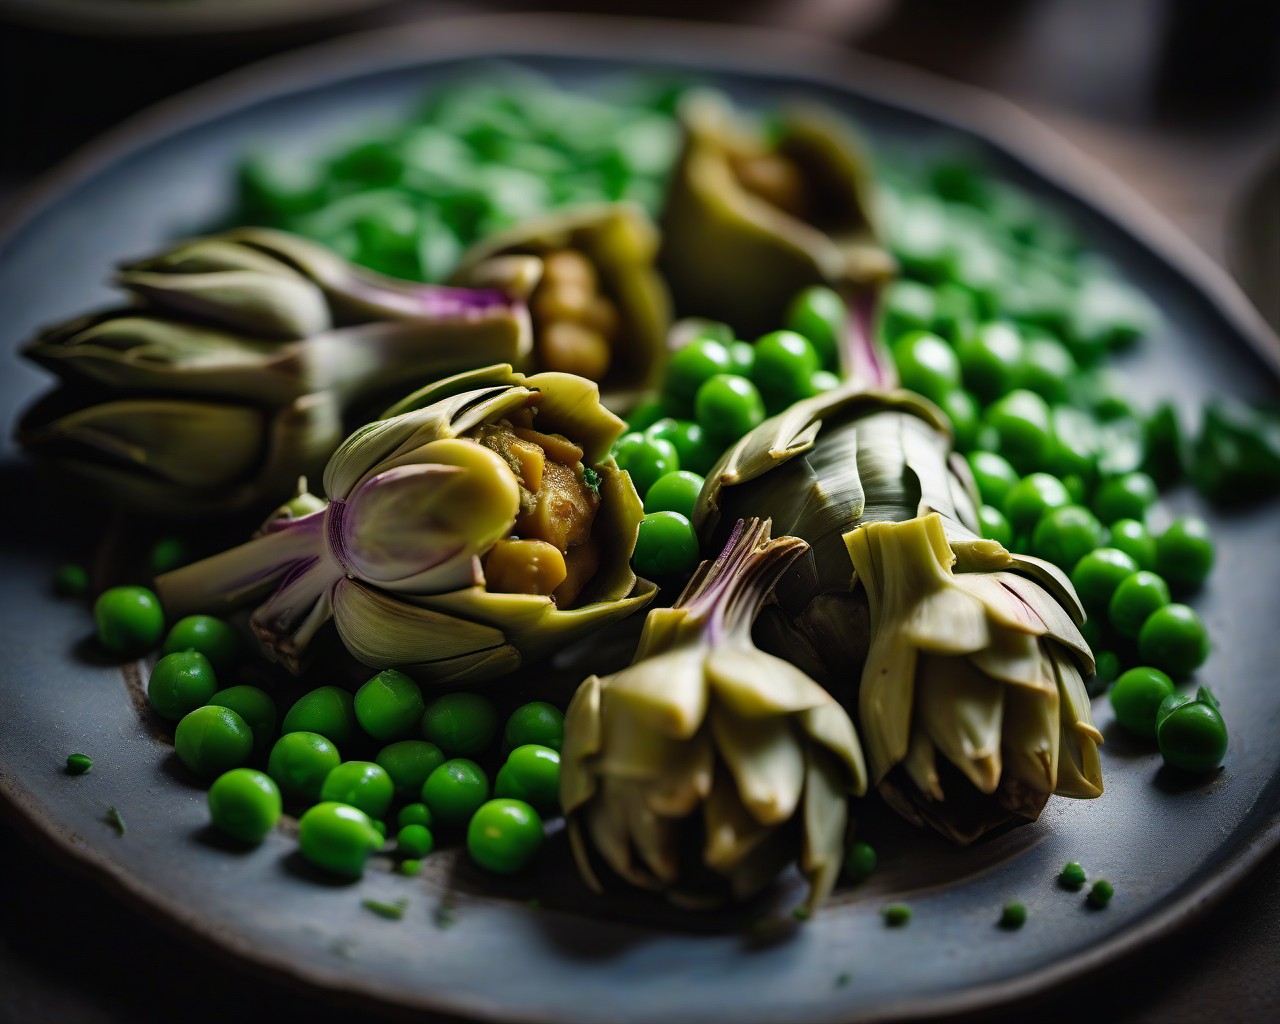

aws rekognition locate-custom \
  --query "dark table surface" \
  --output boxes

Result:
[2,2,1278,1022]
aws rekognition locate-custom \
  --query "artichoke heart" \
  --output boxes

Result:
[562,518,866,912]
[156,364,655,684]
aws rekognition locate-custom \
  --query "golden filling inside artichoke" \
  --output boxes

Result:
[727,134,865,241]
[529,249,622,383]
[470,414,602,607]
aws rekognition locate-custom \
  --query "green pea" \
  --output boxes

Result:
[397,803,432,829]
[1156,687,1227,773]
[354,668,425,741]
[1108,571,1171,639]
[891,331,962,406]
[494,744,561,813]
[207,685,276,754]
[147,651,218,722]
[695,374,765,444]
[1071,548,1140,613]
[891,196,951,281]
[957,322,1024,402]
[810,370,842,395]
[397,823,435,858]
[613,432,679,497]
[1049,406,1101,484]
[663,337,733,413]
[281,686,358,747]
[644,470,705,520]
[208,768,281,844]
[1109,518,1158,571]
[785,286,845,370]
[930,282,978,344]
[65,753,93,775]
[421,692,498,757]
[162,615,241,676]
[1138,604,1209,676]
[54,564,88,598]
[267,731,341,805]
[632,511,701,577]
[1003,472,1071,538]
[1090,651,1122,697]
[1059,862,1087,889]
[504,701,565,752]
[623,398,665,434]
[149,537,188,576]
[1086,880,1115,909]
[421,758,490,830]
[1155,517,1214,594]
[881,280,937,343]
[376,740,446,799]
[94,585,165,658]
[729,341,756,378]
[940,389,980,452]
[1018,336,1077,404]
[400,859,423,877]
[646,419,719,476]
[1142,402,1184,487]
[1093,472,1157,525]
[985,389,1055,474]
[881,903,912,927]
[843,840,876,882]
[1031,504,1106,571]
[466,798,544,874]
[978,505,1013,547]
[999,902,1027,930]
[751,330,821,411]
[1109,667,1175,736]
[297,802,382,879]
[320,761,394,820]
[968,451,1020,509]
[174,705,253,781]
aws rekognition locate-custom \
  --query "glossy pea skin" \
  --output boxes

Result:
[752,330,821,411]
[613,432,679,498]
[1018,336,1077,404]
[174,705,253,781]
[397,802,432,829]
[1031,504,1106,571]
[376,740,445,799]
[1087,880,1115,909]
[882,904,912,927]
[843,840,877,882]
[729,341,756,378]
[1109,667,1175,737]
[65,753,93,775]
[891,331,962,406]
[1049,406,1101,484]
[94,585,165,658]
[421,692,498,757]
[623,399,665,434]
[881,279,937,343]
[1071,548,1140,613]
[1157,691,1227,773]
[161,615,241,676]
[956,322,1024,402]
[1155,517,1215,594]
[208,768,281,844]
[267,731,341,805]
[663,337,733,413]
[504,701,564,752]
[985,389,1055,475]
[1109,519,1158,571]
[494,744,561,813]
[1059,862,1087,889]
[695,374,766,444]
[978,505,1013,547]
[1138,604,1209,676]
[397,823,435,858]
[785,286,845,370]
[632,511,700,577]
[147,651,218,722]
[643,470,705,520]
[466,799,544,874]
[208,685,276,754]
[1108,570,1171,639]
[999,902,1027,930]
[941,389,981,452]
[968,451,1020,509]
[1093,472,1157,525]
[297,802,382,879]
[646,419,720,476]
[1003,472,1071,539]
[281,686,358,747]
[320,761,394,820]
[354,668,425,741]
[421,758,490,829]
[810,370,842,395]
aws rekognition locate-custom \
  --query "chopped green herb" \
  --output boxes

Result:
[791,904,811,922]
[582,466,601,494]
[434,894,457,929]
[881,903,911,927]
[362,897,409,920]
[104,806,126,836]
[999,902,1027,929]
[399,859,423,877]
[1059,862,1087,890]
[1087,880,1114,908]
[65,753,93,775]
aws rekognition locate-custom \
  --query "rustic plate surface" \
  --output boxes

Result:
[1,15,1279,1024]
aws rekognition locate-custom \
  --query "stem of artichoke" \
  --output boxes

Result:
[839,286,896,390]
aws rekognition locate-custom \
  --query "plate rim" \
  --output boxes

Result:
[2,13,1279,1024]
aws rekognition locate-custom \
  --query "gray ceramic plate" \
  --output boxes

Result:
[0,0,397,38]
[2,15,1279,1024]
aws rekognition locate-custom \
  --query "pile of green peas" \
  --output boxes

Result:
[617,287,847,579]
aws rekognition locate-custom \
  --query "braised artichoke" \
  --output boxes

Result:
[155,365,656,683]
